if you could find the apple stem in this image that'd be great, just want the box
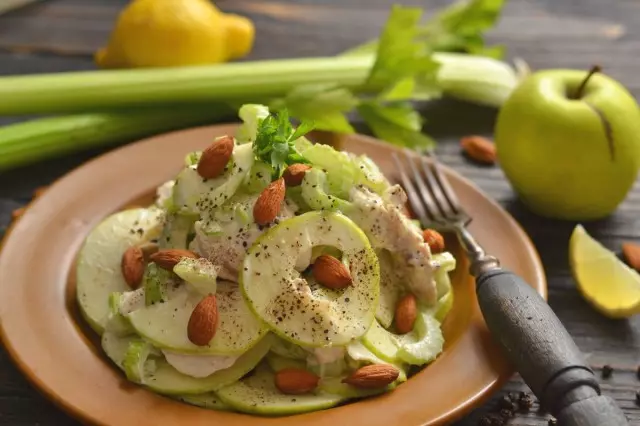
[574,65,602,99]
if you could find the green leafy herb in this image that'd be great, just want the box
[420,0,506,58]
[252,109,314,179]
[270,83,359,133]
[357,101,434,149]
[365,5,441,101]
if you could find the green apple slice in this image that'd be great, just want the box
[241,211,380,347]
[217,364,343,415]
[360,320,400,363]
[269,336,308,360]
[76,208,164,334]
[173,257,219,295]
[101,331,273,395]
[266,352,306,372]
[172,143,253,215]
[127,281,267,355]
[175,393,231,411]
[375,249,403,329]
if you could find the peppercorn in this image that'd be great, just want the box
[602,364,613,379]
[499,408,514,419]
[519,392,534,412]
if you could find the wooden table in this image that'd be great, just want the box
[1,0,639,425]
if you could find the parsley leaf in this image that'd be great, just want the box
[252,109,313,179]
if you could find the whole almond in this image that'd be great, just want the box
[121,246,145,289]
[283,164,311,187]
[253,178,285,225]
[422,229,445,253]
[461,135,496,165]
[395,293,418,334]
[197,135,234,179]
[342,364,400,389]
[312,255,352,289]
[187,294,218,346]
[150,249,199,271]
[274,368,320,395]
[622,242,640,271]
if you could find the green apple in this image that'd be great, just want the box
[495,67,640,220]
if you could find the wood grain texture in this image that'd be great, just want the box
[1,0,640,425]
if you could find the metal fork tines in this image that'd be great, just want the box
[391,149,470,230]
[392,150,496,272]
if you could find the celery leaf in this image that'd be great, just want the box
[357,101,434,149]
[270,83,358,133]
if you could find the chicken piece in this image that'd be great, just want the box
[349,185,437,305]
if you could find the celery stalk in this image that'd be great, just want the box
[0,57,375,116]
[0,106,229,170]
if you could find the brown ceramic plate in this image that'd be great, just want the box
[0,125,546,426]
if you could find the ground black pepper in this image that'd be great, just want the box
[518,392,534,412]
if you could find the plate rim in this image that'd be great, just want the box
[0,124,547,426]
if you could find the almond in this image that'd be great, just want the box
[422,229,445,253]
[461,135,496,165]
[197,135,234,179]
[253,178,285,225]
[121,246,145,289]
[274,368,319,395]
[622,242,640,271]
[283,164,311,187]
[138,242,159,261]
[342,364,400,389]
[187,294,218,346]
[312,255,352,289]
[395,293,417,334]
[150,249,199,271]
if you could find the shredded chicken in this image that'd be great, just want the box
[349,184,437,304]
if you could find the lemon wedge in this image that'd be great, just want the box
[569,224,640,318]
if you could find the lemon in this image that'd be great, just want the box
[96,0,255,69]
[569,224,640,318]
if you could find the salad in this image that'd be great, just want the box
[76,104,456,415]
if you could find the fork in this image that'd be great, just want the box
[393,150,628,426]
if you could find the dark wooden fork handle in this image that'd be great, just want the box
[475,268,628,426]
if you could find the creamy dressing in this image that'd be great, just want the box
[162,350,239,378]
[155,180,175,208]
[349,185,437,304]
